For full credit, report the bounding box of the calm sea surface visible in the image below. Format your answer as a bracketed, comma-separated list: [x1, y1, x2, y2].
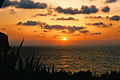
[14, 45, 120, 74]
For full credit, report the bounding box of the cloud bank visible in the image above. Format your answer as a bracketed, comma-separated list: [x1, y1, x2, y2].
[110, 15, 120, 21]
[54, 17, 78, 21]
[55, 5, 98, 14]
[91, 32, 102, 35]
[86, 22, 112, 28]
[17, 21, 85, 33]
[2, 0, 47, 9]
[105, 0, 117, 3]
[85, 16, 103, 19]
[101, 6, 110, 12]
[17, 21, 45, 26]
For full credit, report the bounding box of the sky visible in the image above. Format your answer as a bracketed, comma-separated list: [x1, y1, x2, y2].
[0, 0, 120, 46]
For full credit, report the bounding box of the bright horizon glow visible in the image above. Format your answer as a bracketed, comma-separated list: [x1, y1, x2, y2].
[62, 38, 67, 41]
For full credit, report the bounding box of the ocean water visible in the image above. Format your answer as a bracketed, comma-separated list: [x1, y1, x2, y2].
[14, 45, 120, 74]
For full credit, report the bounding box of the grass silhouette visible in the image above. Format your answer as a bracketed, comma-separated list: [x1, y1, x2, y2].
[0, 32, 120, 80]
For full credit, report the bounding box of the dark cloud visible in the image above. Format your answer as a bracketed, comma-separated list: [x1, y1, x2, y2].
[17, 21, 85, 33]
[22, 21, 40, 26]
[53, 35, 60, 38]
[91, 32, 102, 35]
[17, 28, 22, 30]
[85, 16, 103, 19]
[105, 0, 117, 3]
[17, 21, 41, 26]
[33, 8, 57, 17]
[0, 28, 6, 30]
[80, 30, 89, 33]
[110, 15, 120, 21]
[33, 12, 53, 17]
[55, 5, 98, 14]
[44, 25, 66, 30]
[72, 34, 80, 36]
[2, 0, 47, 9]
[43, 30, 50, 32]
[16, 0, 47, 9]
[86, 22, 112, 28]
[33, 31, 38, 32]
[44, 25, 84, 33]
[55, 17, 79, 21]
[9, 9, 16, 14]
[34, 13, 50, 17]
[2, 0, 18, 8]
[67, 26, 85, 33]
[34, 13, 57, 17]
[101, 6, 110, 12]
[61, 30, 67, 33]
[37, 35, 47, 38]
[43, 30, 48, 32]
[17, 22, 22, 25]
[106, 16, 109, 18]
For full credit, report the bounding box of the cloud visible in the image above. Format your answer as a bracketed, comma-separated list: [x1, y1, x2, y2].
[34, 13, 50, 17]
[17, 28, 22, 30]
[106, 16, 109, 18]
[33, 8, 57, 17]
[86, 22, 112, 28]
[34, 11, 52, 17]
[85, 16, 103, 19]
[61, 30, 67, 33]
[22, 21, 39, 26]
[16, 0, 47, 9]
[72, 34, 80, 36]
[101, 6, 110, 12]
[0, 28, 6, 30]
[17, 21, 85, 33]
[44, 25, 66, 30]
[52, 35, 60, 38]
[17, 22, 22, 25]
[91, 32, 102, 35]
[43, 30, 50, 32]
[80, 30, 89, 33]
[44, 25, 85, 33]
[34, 13, 57, 17]
[105, 0, 117, 3]
[67, 26, 85, 33]
[17, 21, 43, 26]
[2, 0, 18, 8]
[33, 31, 38, 32]
[9, 9, 16, 14]
[2, 0, 47, 9]
[110, 15, 120, 21]
[55, 5, 98, 14]
[37, 35, 47, 38]
[44, 25, 84, 33]
[55, 17, 79, 21]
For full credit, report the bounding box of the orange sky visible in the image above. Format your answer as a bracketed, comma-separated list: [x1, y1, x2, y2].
[0, 0, 120, 46]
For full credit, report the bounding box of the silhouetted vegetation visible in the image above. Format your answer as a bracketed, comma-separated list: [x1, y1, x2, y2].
[0, 0, 4, 8]
[1, 32, 120, 80]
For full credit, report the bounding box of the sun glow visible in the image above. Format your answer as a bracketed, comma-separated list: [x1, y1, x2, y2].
[62, 38, 67, 41]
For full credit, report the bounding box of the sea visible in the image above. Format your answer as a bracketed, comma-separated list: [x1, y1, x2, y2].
[13, 45, 120, 74]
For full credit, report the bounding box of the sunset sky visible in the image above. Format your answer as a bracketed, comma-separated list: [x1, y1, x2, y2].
[0, 0, 120, 46]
